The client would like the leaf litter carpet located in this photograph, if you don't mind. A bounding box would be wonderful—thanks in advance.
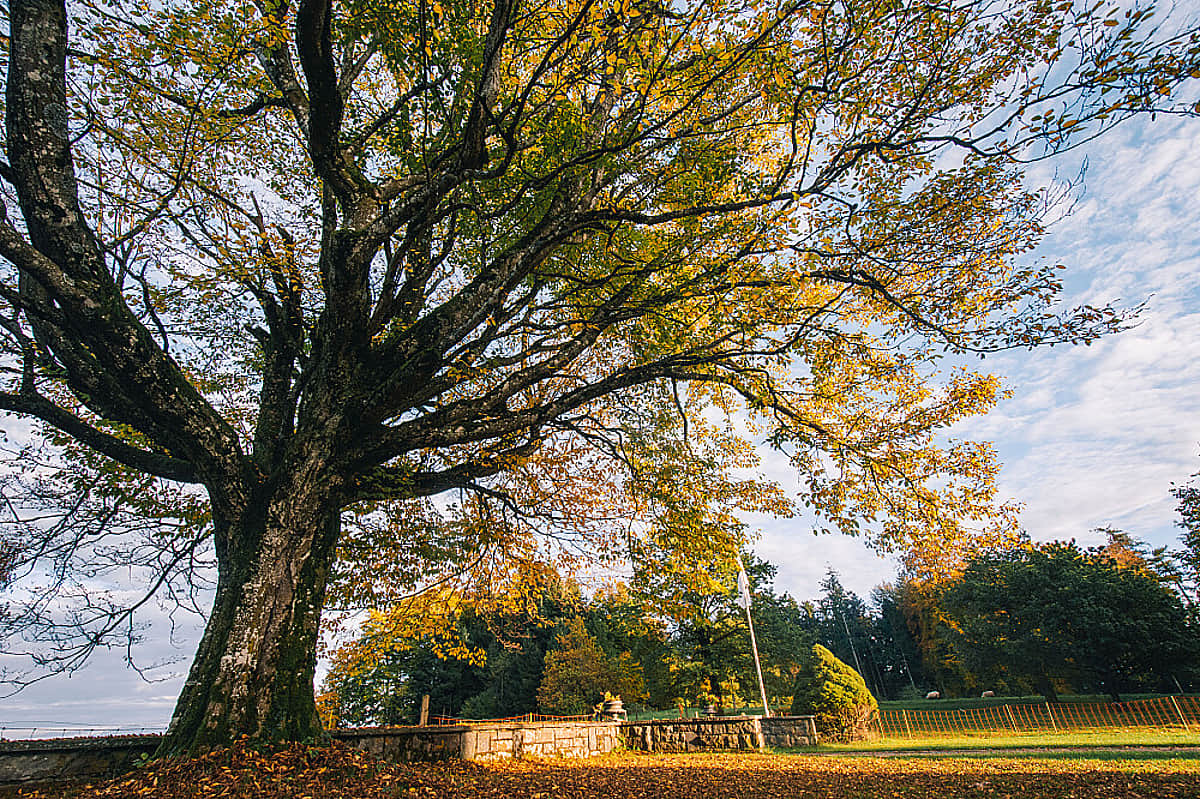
[11,740,1200,798]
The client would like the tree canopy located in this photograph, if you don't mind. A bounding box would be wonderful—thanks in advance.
[942,541,1197,702]
[0,0,1197,752]
[536,617,647,715]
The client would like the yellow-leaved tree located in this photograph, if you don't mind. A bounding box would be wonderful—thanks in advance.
[0,0,1197,754]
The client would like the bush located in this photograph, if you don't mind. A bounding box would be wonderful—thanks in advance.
[536,618,647,715]
[789,644,878,741]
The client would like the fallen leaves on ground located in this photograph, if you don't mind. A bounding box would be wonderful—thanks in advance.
[12,741,1200,798]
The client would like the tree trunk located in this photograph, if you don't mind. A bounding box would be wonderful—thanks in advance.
[159,488,341,755]
[1104,667,1122,703]
[1034,672,1059,704]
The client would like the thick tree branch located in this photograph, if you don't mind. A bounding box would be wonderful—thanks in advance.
[0,391,198,482]
[296,0,371,203]
[5,0,245,496]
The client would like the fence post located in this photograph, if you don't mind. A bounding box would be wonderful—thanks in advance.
[1045,703,1058,733]
[1169,696,1190,731]
[902,709,912,739]
[1004,704,1019,733]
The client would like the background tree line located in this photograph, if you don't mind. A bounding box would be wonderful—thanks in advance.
[321,499,1200,724]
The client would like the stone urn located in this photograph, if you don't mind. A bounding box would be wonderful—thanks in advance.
[602,698,625,720]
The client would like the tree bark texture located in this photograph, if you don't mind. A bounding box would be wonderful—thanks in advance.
[163,485,341,753]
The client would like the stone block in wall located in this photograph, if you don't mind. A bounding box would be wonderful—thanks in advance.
[460,732,477,760]
[0,736,161,786]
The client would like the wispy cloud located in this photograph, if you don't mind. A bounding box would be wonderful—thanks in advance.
[754,117,1200,597]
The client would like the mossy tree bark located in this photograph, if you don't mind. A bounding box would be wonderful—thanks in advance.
[162,500,341,754]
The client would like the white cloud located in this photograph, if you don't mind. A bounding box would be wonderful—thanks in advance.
[750,514,898,601]
[755,114,1200,602]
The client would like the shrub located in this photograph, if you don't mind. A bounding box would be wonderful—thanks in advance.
[537,618,647,715]
[789,644,879,741]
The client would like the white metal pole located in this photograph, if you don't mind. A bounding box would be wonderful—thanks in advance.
[745,601,771,718]
[738,556,771,718]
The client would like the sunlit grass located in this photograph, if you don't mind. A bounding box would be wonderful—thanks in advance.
[877,694,1196,712]
[807,728,1200,752]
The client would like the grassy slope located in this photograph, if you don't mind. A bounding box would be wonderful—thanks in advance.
[808,729,1200,752]
[878,694,1200,712]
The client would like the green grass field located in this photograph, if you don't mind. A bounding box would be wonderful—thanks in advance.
[809,728,1200,752]
[877,693,1200,712]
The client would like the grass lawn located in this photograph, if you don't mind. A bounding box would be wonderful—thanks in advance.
[814,729,1200,752]
[9,742,1200,798]
[878,693,1199,712]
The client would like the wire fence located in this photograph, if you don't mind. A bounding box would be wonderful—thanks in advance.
[879,696,1200,739]
[0,725,163,741]
[428,712,594,725]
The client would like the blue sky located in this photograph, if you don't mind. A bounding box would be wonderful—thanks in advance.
[4,86,1200,737]
[756,113,1200,602]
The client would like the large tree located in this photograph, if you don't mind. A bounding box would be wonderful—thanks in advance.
[536,617,647,715]
[1,0,1197,754]
[943,542,1197,702]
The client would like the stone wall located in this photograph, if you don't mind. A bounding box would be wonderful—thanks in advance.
[333,726,467,762]
[621,716,763,753]
[620,715,818,753]
[760,716,819,748]
[336,721,621,762]
[0,735,159,785]
[468,721,621,760]
[0,715,811,784]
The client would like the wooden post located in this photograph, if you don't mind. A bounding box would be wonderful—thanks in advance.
[902,709,912,739]
[1045,702,1058,733]
[419,694,430,727]
[1169,696,1190,731]
[1004,704,1019,733]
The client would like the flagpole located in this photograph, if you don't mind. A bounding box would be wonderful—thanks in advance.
[738,557,771,718]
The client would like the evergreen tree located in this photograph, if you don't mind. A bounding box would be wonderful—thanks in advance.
[537,618,647,715]
[790,643,879,741]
